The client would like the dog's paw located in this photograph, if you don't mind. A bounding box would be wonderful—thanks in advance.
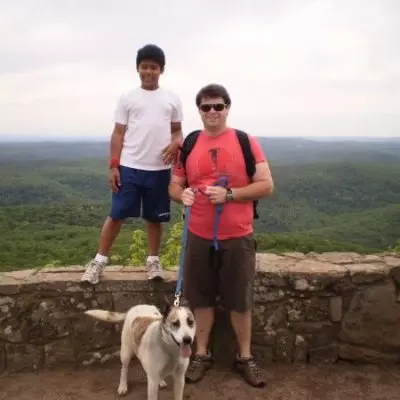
[117,384,128,396]
[159,380,167,388]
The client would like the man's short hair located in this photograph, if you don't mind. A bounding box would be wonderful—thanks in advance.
[195,84,232,107]
[136,44,166,70]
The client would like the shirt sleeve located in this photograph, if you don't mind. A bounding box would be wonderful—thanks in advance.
[171,93,183,123]
[249,135,267,164]
[114,93,128,125]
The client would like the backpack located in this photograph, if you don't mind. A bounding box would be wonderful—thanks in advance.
[179,129,259,219]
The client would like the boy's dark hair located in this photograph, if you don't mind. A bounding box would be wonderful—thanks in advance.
[136,44,166,70]
[195,84,232,107]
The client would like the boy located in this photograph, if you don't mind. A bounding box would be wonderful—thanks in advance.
[81,44,183,285]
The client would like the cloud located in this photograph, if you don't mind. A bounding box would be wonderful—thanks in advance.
[0,0,399,139]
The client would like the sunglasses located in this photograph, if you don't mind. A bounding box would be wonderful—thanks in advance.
[199,103,226,112]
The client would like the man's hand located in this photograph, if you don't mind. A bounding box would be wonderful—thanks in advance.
[109,168,121,193]
[161,140,180,165]
[181,188,195,207]
[204,186,227,204]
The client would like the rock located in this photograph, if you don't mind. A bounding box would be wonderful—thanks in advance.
[78,346,120,366]
[385,256,400,268]
[252,344,275,365]
[339,282,400,352]
[254,288,285,303]
[252,303,285,334]
[294,279,309,291]
[0,293,113,344]
[6,343,44,372]
[390,266,400,285]
[347,263,390,284]
[45,338,76,367]
[286,260,347,291]
[282,252,306,259]
[314,252,364,264]
[330,297,343,322]
[309,343,338,364]
[339,343,400,364]
[275,329,295,363]
[0,342,5,373]
[286,297,330,323]
[293,335,307,362]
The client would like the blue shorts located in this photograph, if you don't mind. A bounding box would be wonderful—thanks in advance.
[109,166,171,223]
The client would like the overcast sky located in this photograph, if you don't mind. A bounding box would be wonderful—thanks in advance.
[0,0,399,140]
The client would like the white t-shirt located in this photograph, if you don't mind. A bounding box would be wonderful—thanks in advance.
[114,87,183,171]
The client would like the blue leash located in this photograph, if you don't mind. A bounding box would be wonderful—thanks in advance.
[174,176,228,307]
[174,205,191,307]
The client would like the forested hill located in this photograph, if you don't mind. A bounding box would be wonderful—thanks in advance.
[1,136,400,165]
[0,137,399,270]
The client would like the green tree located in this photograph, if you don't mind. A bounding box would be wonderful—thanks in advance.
[161,220,184,268]
[127,229,147,266]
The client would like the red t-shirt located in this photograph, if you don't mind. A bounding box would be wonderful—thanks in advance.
[173,128,267,240]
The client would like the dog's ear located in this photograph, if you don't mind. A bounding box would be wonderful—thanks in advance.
[162,295,172,319]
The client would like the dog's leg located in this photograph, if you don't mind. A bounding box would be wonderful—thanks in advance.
[118,343,133,396]
[147,377,160,400]
[172,371,186,400]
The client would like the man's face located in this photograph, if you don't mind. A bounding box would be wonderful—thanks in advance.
[137,60,162,89]
[198,96,229,130]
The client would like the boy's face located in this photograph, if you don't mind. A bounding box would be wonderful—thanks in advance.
[137,59,162,90]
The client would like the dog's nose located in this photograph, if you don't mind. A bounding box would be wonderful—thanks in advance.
[182,336,192,345]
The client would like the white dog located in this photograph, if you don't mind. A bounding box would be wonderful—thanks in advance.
[84,301,196,400]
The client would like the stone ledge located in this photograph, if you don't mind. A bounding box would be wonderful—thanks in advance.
[0,251,400,373]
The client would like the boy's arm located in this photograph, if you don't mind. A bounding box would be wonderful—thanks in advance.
[171,121,183,145]
[109,123,126,165]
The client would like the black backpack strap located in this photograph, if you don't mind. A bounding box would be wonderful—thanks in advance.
[234,129,259,219]
[179,130,201,170]
[235,129,256,178]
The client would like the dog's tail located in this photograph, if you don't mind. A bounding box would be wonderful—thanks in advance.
[85,309,127,323]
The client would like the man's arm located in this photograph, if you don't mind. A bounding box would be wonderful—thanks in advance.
[230,161,274,202]
[169,174,186,204]
[109,123,126,162]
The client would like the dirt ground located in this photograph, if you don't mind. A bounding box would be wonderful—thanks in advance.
[1,362,400,400]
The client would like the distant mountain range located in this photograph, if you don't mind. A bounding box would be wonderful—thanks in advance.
[1,137,400,166]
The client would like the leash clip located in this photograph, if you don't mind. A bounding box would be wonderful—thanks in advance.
[173,292,181,307]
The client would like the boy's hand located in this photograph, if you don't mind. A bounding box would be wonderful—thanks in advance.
[109,168,121,193]
[161,140,180,165]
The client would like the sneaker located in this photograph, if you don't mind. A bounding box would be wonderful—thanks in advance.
[81,259,106,285]
[234,356,266,388]
[185,354,213,384]
[146,258,165,281]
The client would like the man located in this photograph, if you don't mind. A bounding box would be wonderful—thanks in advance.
[169,84,274,388]
[81,44,183,285]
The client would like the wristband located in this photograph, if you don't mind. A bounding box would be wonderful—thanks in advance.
[108,158,120,169]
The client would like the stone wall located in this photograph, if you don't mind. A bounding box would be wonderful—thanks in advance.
[1,251,400,373]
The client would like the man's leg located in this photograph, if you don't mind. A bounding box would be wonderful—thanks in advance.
[142,168,171,280]
[220,235,266,388]
[81,166,141,284]
[183,232,217,383]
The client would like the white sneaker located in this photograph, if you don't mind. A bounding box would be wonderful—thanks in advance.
[81,259,106,284]
[146,258,164,281]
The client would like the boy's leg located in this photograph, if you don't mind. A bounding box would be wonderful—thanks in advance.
[81,166,142,284]
[183,232,218,384]
[219,235,266,388]
[141,168,171,280]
